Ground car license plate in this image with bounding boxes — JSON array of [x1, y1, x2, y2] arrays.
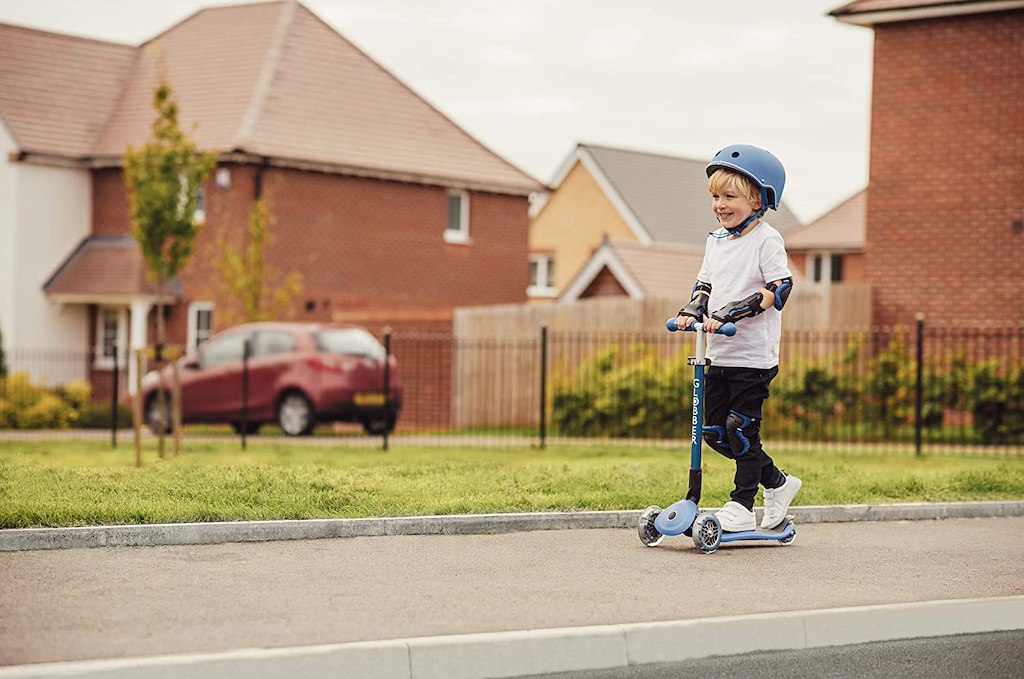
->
[[354, 392, 386, 406]]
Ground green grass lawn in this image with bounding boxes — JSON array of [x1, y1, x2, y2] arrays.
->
[[0, 439, 1022, 528]]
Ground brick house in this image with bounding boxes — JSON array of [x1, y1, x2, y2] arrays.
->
[[785, 189, 867, 286], [830, 0, 1024, 326], [0, 0, 542, 404], [528, 143, 802, 301]]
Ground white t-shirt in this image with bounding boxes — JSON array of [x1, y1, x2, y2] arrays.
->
[[696, 222, 792, 369]]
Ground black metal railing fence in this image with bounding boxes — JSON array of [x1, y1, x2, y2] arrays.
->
[[0, 322, 1021, 455]]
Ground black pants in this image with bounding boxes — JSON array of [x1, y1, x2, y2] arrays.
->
[[704, 365, 785, 511]]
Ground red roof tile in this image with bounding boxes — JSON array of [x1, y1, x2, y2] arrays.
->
[[43, 236, 181, 300], [784, 190, 865, 251], [0, 24, 135, 156], [2, 1, 541, 194]]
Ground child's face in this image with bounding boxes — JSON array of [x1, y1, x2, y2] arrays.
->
[[710, 188, 758, 232]]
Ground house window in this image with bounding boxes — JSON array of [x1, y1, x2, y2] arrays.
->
[[444, 189, 470, 244], [811, 253, 845, 284], [187, 302, 214, 355], [830, 254, 844, 283], [94, 306, 126, 369], [528, 254, 557, 298], [194, 185, 206, 224]]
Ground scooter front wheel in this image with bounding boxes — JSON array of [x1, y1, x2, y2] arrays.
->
[[692, 512, 722, 553], [638, 506, 664, 547]]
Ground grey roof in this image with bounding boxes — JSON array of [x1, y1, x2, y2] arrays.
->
[[581, 144, 803, 248]]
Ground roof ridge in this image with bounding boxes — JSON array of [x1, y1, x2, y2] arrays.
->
[[87, 49, 143, 157], [295, 2, 540, 188], [235, 0, 298, 151], [581, 142, 706, 164]]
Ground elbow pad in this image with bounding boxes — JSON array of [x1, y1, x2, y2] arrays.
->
[[678, 280, 712, 322], [766, 277, 793, 311], [711, 292, 765, 323]]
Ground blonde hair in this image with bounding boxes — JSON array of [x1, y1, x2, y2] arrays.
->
[[708, 169, 761, 209]]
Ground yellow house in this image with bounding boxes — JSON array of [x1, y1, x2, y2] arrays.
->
[[528, 143, 803, 301]]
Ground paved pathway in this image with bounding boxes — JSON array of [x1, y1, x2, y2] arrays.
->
[[2, 516, 1022, 668]]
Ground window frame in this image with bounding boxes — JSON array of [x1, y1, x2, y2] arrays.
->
[[809, 251, 845, 285], [527, 253, 558, 298], [187, 301, 215, 356], [94, 306, 127, 369], [193, 184, 206, 224], [444, 189, 471, 244]]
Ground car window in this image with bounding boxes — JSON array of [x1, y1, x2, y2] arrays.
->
[[200, 333, 250, 369], [314, 328, 385, 361], [254, 331, 297, 358]]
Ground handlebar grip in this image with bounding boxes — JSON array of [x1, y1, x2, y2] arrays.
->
[[665, 318, 737, 336]]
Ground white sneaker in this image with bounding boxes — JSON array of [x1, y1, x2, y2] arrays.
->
[[715, 501, 756, 532], [761, 474, 802, 529]]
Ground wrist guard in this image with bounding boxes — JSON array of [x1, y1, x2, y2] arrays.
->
[[678, 280, 712, 323], [766, 277, 793, 311], [712, 292, 765, 324]]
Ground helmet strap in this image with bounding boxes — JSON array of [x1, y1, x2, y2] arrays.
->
[[709, 205, 768, 239]]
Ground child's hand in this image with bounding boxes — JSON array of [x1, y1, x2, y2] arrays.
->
[[675, 314, 695, 330], [703, 317, 723, 333]]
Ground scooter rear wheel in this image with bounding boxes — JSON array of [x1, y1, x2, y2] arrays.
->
[[638, 506, 664, 547], [692, 513, 722, 553]]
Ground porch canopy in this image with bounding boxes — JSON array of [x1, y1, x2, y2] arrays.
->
[[43, 235, 182, 393]]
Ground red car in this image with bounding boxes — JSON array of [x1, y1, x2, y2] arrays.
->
[[141, 322, 401, 436]]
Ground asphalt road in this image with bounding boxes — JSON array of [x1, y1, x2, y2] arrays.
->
[[518, 630, 1024, 679], [2, 517, 1023, 666]]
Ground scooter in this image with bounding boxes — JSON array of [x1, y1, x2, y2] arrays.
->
[[637, 318, 796, 553]]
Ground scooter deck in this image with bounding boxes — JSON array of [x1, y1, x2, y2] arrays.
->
[[719, 517, 795, 544]]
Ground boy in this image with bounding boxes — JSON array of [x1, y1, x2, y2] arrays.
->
[[675, 144, 801, 532]]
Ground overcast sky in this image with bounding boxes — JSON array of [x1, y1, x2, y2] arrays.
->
[[0, 0, 875, 223]]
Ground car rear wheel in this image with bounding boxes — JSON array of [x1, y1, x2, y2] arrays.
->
[[145, 394, 172, 435], [231, 421, 261, 435], [362, 413, 396, 436], [277, 392, 315, 436]]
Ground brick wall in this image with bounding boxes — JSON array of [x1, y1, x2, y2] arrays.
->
[[580, 266, 628, 298], [866, 10, 1024, 326], [89, 164, 531, 427], [97, 163, 531, 338]]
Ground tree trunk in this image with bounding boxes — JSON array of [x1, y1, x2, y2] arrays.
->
[[156, 278, 167, 459]]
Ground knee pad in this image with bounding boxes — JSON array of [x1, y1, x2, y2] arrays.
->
[[726, 410, 759, 458], [702, 425, 734, 459]]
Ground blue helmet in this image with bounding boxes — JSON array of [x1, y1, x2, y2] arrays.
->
[[706, 144, 786, 211]]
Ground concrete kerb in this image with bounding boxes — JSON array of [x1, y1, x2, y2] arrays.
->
[[2, 501, 1023, 552], [1, 596, 1022, 679]]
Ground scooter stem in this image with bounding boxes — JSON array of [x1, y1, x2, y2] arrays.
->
[[688, 330, 707, 504]]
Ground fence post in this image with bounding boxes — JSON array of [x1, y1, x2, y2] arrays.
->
[[539, 326, 548, 449], [241, 338, 251, 450], [915, 313, 924, 457], [111, 344, 118, 449], [132, 350, 142, 468], [383, 330, 391, 452], [172, 355, 181, 457]]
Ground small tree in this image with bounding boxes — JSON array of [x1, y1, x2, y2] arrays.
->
[[124, 80, 216, 348], [123, 79, 215, 457], [215, 197, 303, 324]]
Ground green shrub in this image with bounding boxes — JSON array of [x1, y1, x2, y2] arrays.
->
[[77, 403, 133, 429], [0, 373, 92, 429], [548, 334, 1022, 446], [969, 362, 1024, 444], [551, 344, 692, 439]]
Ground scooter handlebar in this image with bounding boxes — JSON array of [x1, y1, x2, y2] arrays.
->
[[666, 318, 737, 336]]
